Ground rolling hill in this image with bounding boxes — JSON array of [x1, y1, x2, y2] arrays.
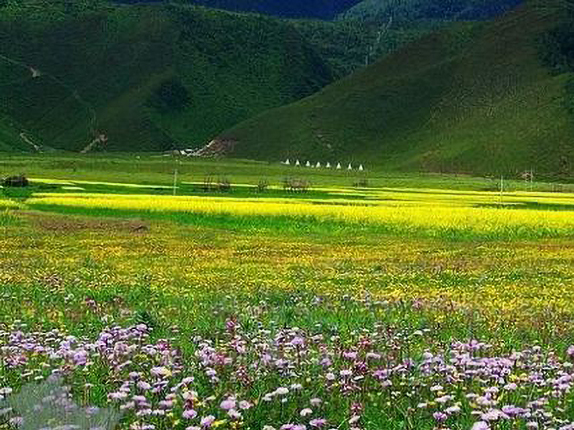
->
[[343, 0, 525, 22], [115, 0, 364, 19], [213, 1, 574, 177], [0, 1, 333, 152]]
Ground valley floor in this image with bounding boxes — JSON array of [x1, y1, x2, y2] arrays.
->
[[1, 155, 574, 429]]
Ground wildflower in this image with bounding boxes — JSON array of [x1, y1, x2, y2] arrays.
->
[[310, 398, 322, 407], [445, 405, 461, 415], [238, 401, 252, 410], [300, 408, 313, 417], [291, 337, 305, 346], [433, 412, 448, 422], [348, 415, 361, 425], [228, 409, 242, 420], [325, 373, 336, 381], [200, 416, 215, 427], [309, 419, 327, 428], [151, 367, 172, 378], [220, 399, 236, 411], [471, 422, 490, 430], [137, 381, 152, 391], [183, 410, 197, 420]]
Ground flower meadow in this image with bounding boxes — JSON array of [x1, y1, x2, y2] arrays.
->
[[2, 296, 574, 430], [3, 166, 574, 429]]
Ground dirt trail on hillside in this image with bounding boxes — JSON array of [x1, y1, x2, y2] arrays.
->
[[0, 52, 100, 149], [19, 133, 40, 151]]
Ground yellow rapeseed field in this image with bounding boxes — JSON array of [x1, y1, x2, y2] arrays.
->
[[27, 192, 574, 238]]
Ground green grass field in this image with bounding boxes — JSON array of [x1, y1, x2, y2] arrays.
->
[[2, 154, 574, 429]]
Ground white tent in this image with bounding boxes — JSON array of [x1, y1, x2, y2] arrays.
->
[[348, 163, 353, 170], [306, 161, 311, 167], [285, 159, 290, 165], [316, 162, 321, 168], [359, 164, 364, 171], [326, 162, 331, 168], [336, 163, 342, 170], [295, 159, 300, 166]]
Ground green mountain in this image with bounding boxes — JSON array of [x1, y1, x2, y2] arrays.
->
[[0, 1, 333, 152], [115, 0, 364, 20], [214, 1, 574, 177], [343, 0, 524, 22]]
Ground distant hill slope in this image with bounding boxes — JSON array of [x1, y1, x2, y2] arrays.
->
[[343, 0, 525, 22], [115, 0, 364, 19], [0, 1, 332, 152], [215, 2, 574, 177]]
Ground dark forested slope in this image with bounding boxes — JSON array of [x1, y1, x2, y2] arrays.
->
[[0, 1, 333, 152]]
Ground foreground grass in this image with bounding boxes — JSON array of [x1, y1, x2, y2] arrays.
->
[[2, 212, 574, 429]]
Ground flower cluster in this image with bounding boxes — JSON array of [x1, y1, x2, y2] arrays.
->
[[1, 319, 574, 430]]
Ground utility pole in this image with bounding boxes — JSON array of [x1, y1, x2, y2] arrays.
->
[[173, 159, 179, 196], [500, 175, 504, 205]]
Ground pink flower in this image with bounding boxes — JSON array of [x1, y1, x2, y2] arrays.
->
[[183, 409, 197, 420], [309, 418, 327, 427], [200, 416, 215, 427], [137, 381, 152, 391], [220, 399, 236, 411]]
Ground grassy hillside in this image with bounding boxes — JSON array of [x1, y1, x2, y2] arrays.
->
[[217, 2, 574, 178], [115, 0, 364, 19], [0, 1, 333, 152], [292, 19, 439, 77], [344, 0, 524, 22]]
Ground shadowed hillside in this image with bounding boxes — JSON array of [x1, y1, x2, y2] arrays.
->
[[343, 0, 524, 22], [0, 1, 333, 152], [216, 1, 574, 177], [115, 0, 364, 19]]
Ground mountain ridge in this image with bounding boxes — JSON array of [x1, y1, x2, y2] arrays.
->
[[0, 1, 333, 152], [213, 1, 574, 177]]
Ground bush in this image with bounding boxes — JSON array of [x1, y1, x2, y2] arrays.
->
[[283, 177, 310, 192], [3, 175, 29, 187]]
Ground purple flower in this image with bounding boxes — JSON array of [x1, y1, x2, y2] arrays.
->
[[200, 415, 215, 428], [433, 412, 448, 422], [291, 337, 305, 347], [183, 409, 198, 420], [309, 418, 327, 428], [137, 381, 152, 391], [220, 399, 236, 411]]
